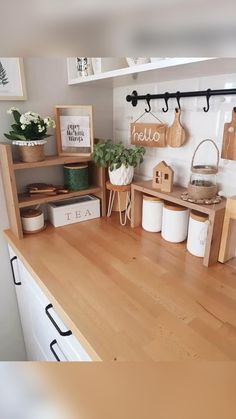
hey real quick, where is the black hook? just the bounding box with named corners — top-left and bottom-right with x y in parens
top-left (162, 92), bottom-right (169, 113)
top-left (203, 89), bottom-right (211, 112)
top-left (145, 94), bottom-right (151, 113)
top-left (176, 91), bottom-right (181, 111)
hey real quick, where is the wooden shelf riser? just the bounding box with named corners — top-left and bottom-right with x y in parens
top-left (18, 186), bottom-right (102, 208)
top-left (13, 155), bottom-right (92, 170)
top-left (131, 181), bottom-right (226, 267)
top-left (0, 143), bottom-right (107, 239)
top-left (0, 145), bottom-right (23, 238)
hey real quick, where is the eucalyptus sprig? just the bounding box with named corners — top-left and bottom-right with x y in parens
top-left (92, 141), bottom-right (145, 171)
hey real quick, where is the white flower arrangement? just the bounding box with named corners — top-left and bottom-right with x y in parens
top-left (7, 107), bottom-right (20, 115)
top-left (4, 108), bottom-right (56, 143)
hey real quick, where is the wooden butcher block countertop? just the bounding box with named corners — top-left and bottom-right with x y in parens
top-left (4, 216), bottom-right (236, 361)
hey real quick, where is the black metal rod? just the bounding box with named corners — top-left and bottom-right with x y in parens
top-left (126, 88), bottom-right (236, 107)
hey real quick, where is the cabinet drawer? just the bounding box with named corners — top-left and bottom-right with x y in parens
top-left (19, 260), bottom-right (91, 361)
top-left (8, 246), bottom-right (91, 361)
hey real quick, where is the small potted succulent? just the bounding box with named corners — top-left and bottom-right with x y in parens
top-left (92, 141), bottom-right (145, 185)
top-left (4, 108), bottom-right (56, 163)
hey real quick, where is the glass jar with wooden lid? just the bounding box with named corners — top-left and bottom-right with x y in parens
top-left (21, 208), bottom-right (45, 234)
top-left (188, 139), bottom-right (219, 200)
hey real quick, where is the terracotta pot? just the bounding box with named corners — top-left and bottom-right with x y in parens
top-left (18, 143), bottom-right (45, 163)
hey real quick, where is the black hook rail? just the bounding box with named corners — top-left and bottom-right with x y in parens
top-left (126, 88), bottom-right (236, 112)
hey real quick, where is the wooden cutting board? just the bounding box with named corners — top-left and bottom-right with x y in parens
top-left (221, 108), bottom-right (236, 161)
top-left (166, 109), bottom-right (186, 147)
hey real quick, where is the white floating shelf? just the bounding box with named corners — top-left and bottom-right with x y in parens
top-left (67, 58), bottom-right (216, 86)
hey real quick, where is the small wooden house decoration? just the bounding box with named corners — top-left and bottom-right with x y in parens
top-left (152, 161), bottom-right (174, 193)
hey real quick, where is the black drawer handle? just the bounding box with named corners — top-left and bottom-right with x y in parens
top-left (45, 304), bottom-right (72, 336)
top-left (50, 339), bottom-right (61, 362)
top-left (10, 256), bottom-right (21, 286)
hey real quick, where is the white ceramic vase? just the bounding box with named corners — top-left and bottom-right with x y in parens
top-left (108, 164), bottom-right (134, 185)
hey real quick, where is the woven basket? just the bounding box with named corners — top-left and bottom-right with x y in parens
top-left (18, 144), bottom-right (45, 163)
top-left (188, 183), bottom-right (217, 200)
top-left (188, 139), bottom-right (219, 200)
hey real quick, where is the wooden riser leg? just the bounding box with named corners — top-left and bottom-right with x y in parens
top-left (203, 208), bottom-right (225, 267)
top-left (131, 187), bottom-right (143, 228)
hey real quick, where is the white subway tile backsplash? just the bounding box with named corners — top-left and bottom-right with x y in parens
top-left (113, 73), bottom-right (236, 195)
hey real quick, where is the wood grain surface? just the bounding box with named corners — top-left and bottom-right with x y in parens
top-left (166, 109), bottom-right (186, 147)
top-left (4, 215), bottom-right (236, 361)
top-left (221, 109), bottom-right (236, 161)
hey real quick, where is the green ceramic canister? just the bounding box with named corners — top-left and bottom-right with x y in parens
top-left (64, 163), bottom-right (89, 191)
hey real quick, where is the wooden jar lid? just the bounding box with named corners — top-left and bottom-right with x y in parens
top-left (143, 195), bottom-right (162, 202)
top-left (21, 209), bottom-right (42, 218)
top-left (164, 201), bottom-right (187, 211)
top-left (64, 163), bottom-right (88, 170)
top-left (190, 210), bottom-right (208, 222)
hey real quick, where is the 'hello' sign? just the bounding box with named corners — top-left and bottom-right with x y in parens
top-left (131, 122), bottom-right (166, 147)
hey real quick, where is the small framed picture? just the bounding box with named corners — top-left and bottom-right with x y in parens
top-left (0, 58), bottom-right (27, 100)
top-left (55, 105), bottom-right (94, 156)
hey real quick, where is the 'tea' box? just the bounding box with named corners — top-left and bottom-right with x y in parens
top-left (48, 195), bottom-right (100, 227)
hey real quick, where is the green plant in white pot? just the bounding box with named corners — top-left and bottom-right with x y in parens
top-left (92, 141), bottom-right (146, 185)
top-left (4, 108), bottom-right (56, 163)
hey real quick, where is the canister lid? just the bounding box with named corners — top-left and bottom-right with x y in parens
top-left (64, 163), bottom-right (88, 170)
top-left (164, 201), bottom-right (187, 211)
top-left (190, 210), bottom-right (208, 222)
top-left (21, 209), bottom-right (42, 218)
top-left (143, 194), bottom-right (162, 202)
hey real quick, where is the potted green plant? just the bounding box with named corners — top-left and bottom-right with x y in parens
top-left (92, 141), bottom-right (146, 185)
top-left (4, 108), bottom-right (56, 163)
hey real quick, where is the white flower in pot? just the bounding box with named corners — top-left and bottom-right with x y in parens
top-left (4, 108), bottom-right (56, 163)
top-left (92, 141), bottom-right (146, 186)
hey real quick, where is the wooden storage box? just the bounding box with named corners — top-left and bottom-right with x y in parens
top-left (48, 195), bottom-right (100, 227)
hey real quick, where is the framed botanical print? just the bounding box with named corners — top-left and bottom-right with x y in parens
top-left (0, 58), bottom-right (27, 100)
top-left (55, 105), bottom-right (94, 156)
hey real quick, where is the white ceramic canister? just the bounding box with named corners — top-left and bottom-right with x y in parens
top-left (21, 209), bottom-right (44, 233)
top-left (142, 195), bottom-right (163, 232)
top-left (187, 210), bottom-right (209, 257)
top-left (161, 202), bottom-right (189, 243)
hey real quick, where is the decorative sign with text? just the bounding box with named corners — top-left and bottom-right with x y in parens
top-left (130, 122), bottom-right (166, 147)
top-left (60, 115), bottom-right (90, 149)
top-left (55, 105), bottom-right (93, 157)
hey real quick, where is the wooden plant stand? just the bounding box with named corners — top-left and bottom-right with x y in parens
top-left (218, 196), bottom-right (236, 263)
top-left (131, 180), bottom-right (226, 267)
top-left (0, 143), bottom-right (106, 239)
top-left (106, 181), bottom-right (131, 226)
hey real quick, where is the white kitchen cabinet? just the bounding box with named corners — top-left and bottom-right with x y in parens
top-left (8, 246), bottom-right (91, 362)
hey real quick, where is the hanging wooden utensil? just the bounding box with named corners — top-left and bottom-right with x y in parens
top-left (221, 108), bottom-right (236, 161)
top-left (166, 108), bottom-right (186, 147)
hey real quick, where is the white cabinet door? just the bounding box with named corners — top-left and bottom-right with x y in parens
top-left (8, 245), bottom-right (91, 362)
top-left (8, 246), bottom-right (31, 360)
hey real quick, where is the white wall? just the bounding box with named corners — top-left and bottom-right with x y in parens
top-left (0, 58), bottom-right (113, 360)
top-left (113, 72), bottom-right (236, 197)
